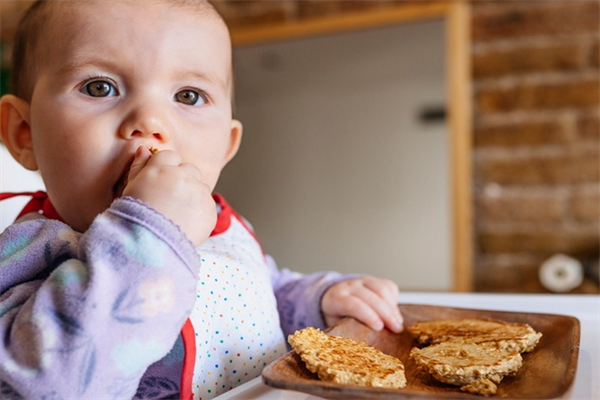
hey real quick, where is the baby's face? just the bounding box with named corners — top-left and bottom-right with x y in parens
top-left (27, 1), bottom-right (241, 231)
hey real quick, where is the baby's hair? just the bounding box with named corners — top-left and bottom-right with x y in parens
top-left (10, 0), bottom-right (227, 102)
top-left (10, 0), bottom-right (49, 101)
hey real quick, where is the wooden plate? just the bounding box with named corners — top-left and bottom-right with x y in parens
top-left (262, 303), bottom-right (580, 399)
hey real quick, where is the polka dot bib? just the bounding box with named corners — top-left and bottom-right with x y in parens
top-left (182, 198), bottom-right (286, 400)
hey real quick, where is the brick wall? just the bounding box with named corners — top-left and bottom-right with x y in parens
top-left (471, 0), bottom-right (599, 293)
top-left (1, 0), bottom-right (598, 293)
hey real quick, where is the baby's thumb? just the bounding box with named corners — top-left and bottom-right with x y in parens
top-left (126, 146), bottom-right (152, 184)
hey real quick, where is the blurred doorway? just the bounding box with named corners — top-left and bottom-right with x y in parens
top-left (217, 2), bottom-right (472, 291)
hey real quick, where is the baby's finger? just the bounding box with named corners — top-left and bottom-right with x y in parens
top-left (145, 148), bottom-right (183, 167)
top-left (352, 285), bottom-right (398, 329)
top-left (352, 282), bottom-right (403, 332)
top-left (338, 295), bottom-right (384, 331)
top-left (363, 277), bottom-right (399, 306)
top-left (362, 278), bottom-right (403, 330)
top-left (126, 146), bottom-right (153, 183)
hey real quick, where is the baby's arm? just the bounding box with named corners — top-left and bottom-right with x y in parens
top-left (269, 258), bottom-right (402, 335)
top-left (270, 260), bottom-right (350, 335)
top-left (0, 198), bottom-right (199, 399)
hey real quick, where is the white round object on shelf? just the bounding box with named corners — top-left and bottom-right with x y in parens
top-left (539, 254), bottom-right (584, 293)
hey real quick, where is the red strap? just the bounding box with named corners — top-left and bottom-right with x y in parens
top-left (180, 318), bottom-right (196, 400)
top-left (0, 191), bottom-right (62, 221)
top-left (210, 193), bottom-right (231, 235)
top-left (212, 193), bottom-right (263, 254)
top-left (1, 191), bottom-right (234, 233)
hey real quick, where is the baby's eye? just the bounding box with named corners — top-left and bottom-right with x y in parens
top-left (82, 80), bottom-right (117, 97)
top-left (175, 89), bottom-right (206, 106)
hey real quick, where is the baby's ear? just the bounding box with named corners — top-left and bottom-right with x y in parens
top-left (224, 119), bottom-right (243, 165)
top-left (0, 95), bottom-right (38, 171)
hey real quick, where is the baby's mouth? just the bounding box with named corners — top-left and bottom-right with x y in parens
top-left (112, 147), bottom-right (159, 199)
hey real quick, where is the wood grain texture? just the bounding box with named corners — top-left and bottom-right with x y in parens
top-left (262, 304), bottom-right (580, 399)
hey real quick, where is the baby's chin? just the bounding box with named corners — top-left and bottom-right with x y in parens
top-left (61, 210), bottom-right (99, 234)
top-left (49, 189), bottom-right (114, 232)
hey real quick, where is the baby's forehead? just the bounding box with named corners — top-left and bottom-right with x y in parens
top-left (47, 0), bottom-right (219, 14)
top-left (42, 1), bottom-right (232, 72)
top-left (46, 0), bottom-right (225, 30)
top-left (39, 0), bottom-right (227, 46)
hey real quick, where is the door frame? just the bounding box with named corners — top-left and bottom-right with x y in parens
top-left (229, 1), bottom-right (473, 292)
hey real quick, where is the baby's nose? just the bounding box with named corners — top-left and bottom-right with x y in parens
top-left (120, 104), bottom-right (172, 142)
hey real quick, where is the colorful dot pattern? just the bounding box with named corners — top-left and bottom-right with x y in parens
top-left (189, 217), bottom-right (286, 399)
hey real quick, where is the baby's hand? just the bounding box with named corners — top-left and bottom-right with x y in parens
top-left (123, 146), bottom-right (216, 247)
top-left (321, 276), bottom-right (403, 332)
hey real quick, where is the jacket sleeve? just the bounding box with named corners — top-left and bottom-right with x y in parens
top-left (0, 197), bottom-right (200, 400)
top-left (267, 255), bottom-right (360, 337)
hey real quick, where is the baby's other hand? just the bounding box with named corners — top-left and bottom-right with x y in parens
top-left (123, 146), bottom-right (216, 247)
top-left (321, 276), bottom-right (403, 333)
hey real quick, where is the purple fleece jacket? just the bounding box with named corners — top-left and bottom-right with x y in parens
top-left (0, 196), bottom-right (350, 399)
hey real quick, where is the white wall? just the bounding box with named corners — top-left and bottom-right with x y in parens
top-left (1, 144), bottom-right (45, 231)
top-left (218, 19), bottom-right (451, 290)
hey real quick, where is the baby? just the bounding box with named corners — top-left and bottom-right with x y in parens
top-left (0, 1), bottom-right (403, 399)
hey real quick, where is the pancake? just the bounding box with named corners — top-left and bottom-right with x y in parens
top-left (288, 327), bottom-right (406, 389)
